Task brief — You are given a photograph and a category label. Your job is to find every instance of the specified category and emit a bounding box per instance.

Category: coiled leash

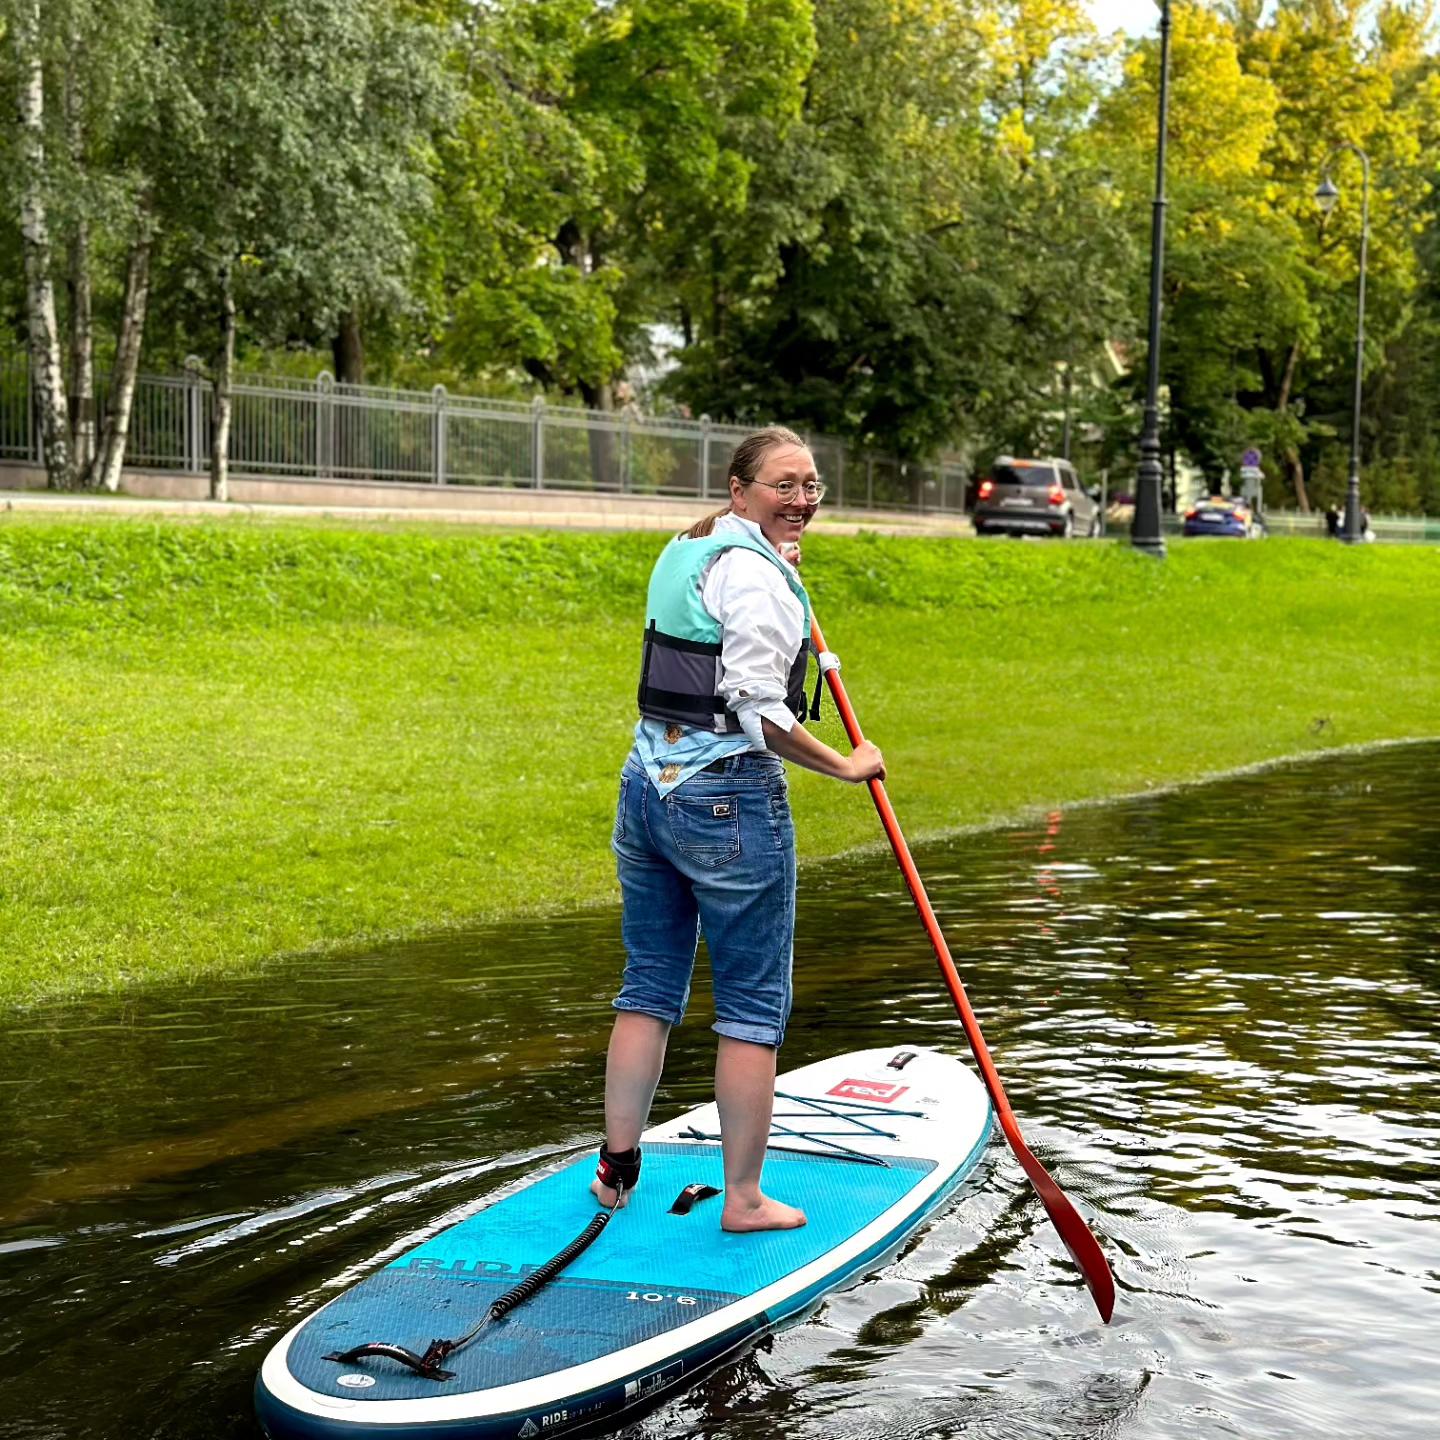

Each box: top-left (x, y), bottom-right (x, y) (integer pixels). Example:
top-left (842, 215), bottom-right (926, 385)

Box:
top-left (324, 1145), bottom-right (641, 1382)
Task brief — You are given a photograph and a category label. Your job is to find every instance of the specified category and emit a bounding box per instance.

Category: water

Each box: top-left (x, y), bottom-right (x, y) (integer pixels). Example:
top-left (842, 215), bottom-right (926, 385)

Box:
top-left (1, 743), bottom-right (1437, 1439)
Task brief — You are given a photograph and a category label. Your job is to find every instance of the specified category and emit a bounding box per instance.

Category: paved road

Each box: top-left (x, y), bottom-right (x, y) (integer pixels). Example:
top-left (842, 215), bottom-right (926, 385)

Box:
top-left (0, 483), bottom-right (979, 539)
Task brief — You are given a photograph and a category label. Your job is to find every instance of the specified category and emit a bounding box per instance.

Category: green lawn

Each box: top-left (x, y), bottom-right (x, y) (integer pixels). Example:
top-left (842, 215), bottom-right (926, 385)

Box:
top-left (3, 513), bottom-right (1436, 1004)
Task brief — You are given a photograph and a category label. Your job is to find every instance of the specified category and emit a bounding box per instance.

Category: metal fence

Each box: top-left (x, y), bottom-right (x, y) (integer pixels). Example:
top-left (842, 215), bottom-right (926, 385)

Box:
top-left (0, 353), bottom-right (31, 464)
top-left (0, 352), bottom-right (971, 514)
top-left (1257, 509), bottom-right (1440, 543)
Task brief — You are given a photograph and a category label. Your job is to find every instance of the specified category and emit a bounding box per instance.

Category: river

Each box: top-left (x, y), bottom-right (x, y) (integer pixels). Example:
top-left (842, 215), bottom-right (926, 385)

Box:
top-left (1, 742), bottom-right (1436, 1439)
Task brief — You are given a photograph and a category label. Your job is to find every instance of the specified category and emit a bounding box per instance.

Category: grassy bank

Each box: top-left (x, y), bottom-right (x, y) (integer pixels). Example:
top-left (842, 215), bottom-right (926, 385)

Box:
top-left (3, 514), bottom-right (1437, 1004)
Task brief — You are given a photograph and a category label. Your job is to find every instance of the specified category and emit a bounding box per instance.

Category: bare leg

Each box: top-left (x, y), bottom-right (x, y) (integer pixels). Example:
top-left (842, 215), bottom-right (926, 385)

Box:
top-left (591, 1011), bottom-right (670, 1208)
top-left (716, 1037), bottom-right (806, 1232)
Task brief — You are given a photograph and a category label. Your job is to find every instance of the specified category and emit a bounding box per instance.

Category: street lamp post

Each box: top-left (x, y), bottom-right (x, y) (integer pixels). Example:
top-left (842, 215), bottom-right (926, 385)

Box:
top-left (1132, 0), bottom-right (1173, 558)
top-left (1315, 144), bottom-right (1370, 544)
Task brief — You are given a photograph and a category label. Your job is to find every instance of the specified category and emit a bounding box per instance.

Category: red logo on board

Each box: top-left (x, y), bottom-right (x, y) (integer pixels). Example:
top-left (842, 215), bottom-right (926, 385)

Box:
top-left (827, 1078), bottom-right (909, 1103)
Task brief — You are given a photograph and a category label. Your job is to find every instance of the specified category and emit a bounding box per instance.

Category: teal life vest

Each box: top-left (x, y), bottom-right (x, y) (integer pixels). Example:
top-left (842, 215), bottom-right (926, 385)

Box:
top-left (637, 528), bottom-right (812, 734)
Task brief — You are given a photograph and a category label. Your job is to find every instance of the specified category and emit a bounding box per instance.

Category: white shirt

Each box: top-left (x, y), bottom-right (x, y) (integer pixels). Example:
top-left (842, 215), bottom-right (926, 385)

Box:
top-left (701, 513), bottom-right (803, 751)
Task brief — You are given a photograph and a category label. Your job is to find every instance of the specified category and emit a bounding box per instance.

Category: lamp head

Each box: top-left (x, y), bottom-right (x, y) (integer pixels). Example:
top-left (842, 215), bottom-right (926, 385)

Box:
top-left (1315, 176), bottom-right (1340, 215)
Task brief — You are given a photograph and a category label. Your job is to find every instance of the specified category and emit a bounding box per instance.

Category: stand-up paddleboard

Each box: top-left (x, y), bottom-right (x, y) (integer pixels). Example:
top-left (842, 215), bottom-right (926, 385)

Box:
top-left (256, 1045), bottom-right (993, 1439)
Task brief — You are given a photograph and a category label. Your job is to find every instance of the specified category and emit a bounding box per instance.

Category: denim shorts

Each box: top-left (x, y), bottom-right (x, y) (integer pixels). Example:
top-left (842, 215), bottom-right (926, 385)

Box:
top-left (611, 751), bottom-right (796, 1047)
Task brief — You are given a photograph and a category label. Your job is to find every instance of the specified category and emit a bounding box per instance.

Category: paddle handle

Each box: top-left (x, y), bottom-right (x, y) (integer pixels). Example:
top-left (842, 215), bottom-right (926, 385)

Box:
top-left (811, 616), bottom-right (1116, 1323)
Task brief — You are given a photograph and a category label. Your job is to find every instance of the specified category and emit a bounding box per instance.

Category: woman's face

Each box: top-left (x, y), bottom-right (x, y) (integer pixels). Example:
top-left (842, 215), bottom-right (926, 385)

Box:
top-left (730, 443), bottom-right (820, 551)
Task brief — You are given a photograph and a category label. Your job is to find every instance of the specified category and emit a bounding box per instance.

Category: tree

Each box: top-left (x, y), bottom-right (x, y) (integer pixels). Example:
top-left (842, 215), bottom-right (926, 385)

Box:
top-left (963, 1), bottom-right (1136, 461)
top-left (1095, 4), bottom-right (1301, 490)
top-left (668, 0), bottom-right (995, 456)
top-left (1363, 4), bottom-right (1440, 512)
top-left (406, 1), bottom-right (814, 487)
top-left (2, 0), bottom-right (449, 495)
top-left (1093, 1), bottom-right (1436, 511)
top-left (5, 0), bottom-right (70, 487)
top-left (667, 0), bottom-right (1135, 465)
top-left (2, 0), bottom-right (171, 491)
top-left (146, 0), bottom-right (452, 498)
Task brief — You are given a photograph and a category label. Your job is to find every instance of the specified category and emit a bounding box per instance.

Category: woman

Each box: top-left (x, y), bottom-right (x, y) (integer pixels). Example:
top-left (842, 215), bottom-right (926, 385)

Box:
top-left (592, 426), bottom-right (885, 1232)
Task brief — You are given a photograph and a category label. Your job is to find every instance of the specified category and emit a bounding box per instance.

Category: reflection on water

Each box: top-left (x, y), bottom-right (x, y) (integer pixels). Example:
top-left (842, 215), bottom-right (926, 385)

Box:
top-left (1, 743), bottom-right (1437, 1439)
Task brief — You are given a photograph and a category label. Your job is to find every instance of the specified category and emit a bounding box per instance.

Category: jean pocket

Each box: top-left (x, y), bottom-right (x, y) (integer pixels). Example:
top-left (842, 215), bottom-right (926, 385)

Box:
top-left (667, 792), bottom-right (742, 868)
top-left (612, 776), bottom-right (630, 847)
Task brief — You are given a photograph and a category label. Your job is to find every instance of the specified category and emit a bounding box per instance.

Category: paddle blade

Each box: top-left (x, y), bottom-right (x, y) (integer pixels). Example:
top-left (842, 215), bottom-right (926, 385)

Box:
top-left (1014, 1143), bottom-right (1116, 1323)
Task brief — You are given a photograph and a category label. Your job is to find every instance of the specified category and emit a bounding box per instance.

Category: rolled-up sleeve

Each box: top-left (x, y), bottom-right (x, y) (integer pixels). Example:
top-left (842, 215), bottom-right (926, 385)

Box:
top-left (701, 547), bottom-right (804, 751)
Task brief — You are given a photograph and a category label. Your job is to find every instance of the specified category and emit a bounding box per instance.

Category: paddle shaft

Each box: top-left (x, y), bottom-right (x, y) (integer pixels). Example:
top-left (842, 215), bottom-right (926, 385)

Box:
top-left (811, 617), bottom-right (1116, 1323)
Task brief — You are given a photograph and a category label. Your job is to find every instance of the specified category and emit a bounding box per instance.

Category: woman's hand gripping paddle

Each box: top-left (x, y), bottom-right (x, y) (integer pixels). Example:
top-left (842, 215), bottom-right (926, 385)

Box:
top-left (811, 617), bottom-right (1116, 1323)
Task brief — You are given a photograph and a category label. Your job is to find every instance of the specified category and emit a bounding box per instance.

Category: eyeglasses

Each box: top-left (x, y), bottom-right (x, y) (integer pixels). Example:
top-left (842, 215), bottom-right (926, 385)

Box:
top-left (751, 479), bottom-right (826, 504)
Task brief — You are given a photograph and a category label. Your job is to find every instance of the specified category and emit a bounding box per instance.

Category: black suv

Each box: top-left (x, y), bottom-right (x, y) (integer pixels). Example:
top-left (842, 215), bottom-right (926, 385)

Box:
top-left (972, 457), bottom-right (1100, 539)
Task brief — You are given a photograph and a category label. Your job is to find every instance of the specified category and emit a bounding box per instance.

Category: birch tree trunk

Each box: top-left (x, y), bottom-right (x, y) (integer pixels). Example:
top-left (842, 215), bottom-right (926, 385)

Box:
top-left (12, 0), bottom-right (73, 489)
top-left (64, 47), bottom-right (95, 480)
top-left (67, 228), bottom-right (96, 479)
top-left (94, 222), bottom-right (154, 493)
top-left (210, 263), bottom-right (236, 502)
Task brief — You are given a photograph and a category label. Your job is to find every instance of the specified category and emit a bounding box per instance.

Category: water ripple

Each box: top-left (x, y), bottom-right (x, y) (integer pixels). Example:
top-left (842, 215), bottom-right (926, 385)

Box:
top-left (0, 742), bottom-right (1437, 1439)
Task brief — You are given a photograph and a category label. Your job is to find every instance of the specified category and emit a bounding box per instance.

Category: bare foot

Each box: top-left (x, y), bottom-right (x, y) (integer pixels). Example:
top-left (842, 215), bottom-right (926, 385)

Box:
top-left (590, 1176), bottom-right (634, 1209)
top-left (720, 1195), bottom-right (806, 1232)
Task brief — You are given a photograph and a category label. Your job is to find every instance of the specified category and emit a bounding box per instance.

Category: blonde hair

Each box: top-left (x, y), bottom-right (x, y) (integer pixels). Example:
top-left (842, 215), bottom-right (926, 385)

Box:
top-left (684, 425), bottom-right (808, 539)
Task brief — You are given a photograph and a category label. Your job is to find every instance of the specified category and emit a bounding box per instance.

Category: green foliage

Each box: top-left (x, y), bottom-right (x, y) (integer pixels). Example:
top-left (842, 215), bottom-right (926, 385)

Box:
top-left (417, 0), bottom-right (814, 401)
top-left (147, 0), bottom-right (454, 356)
top-left (0, 0), bottom-right (453, 385)
top-left (0, 0), bottom-right (173, 376)
top-left (667, 0), bottom-right (1138, 460)
top-left (1094, 1), bottom-right (1439, 501)
top-left (3, 0), bottom-right (1438, 504)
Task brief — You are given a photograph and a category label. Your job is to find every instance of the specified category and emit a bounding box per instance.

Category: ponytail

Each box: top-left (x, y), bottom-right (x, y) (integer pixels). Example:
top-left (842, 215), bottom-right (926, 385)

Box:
top-left (684, 506), bottom-right (731, 540)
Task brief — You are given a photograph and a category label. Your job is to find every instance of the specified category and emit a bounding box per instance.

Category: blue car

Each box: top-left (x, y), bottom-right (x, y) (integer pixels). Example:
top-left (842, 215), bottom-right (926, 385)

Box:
top-left (1183, 498), bottom-right (1264, 538)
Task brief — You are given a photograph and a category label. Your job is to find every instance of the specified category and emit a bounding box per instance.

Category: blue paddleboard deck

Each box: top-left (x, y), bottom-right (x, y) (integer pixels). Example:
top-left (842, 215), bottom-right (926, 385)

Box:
top-left (257, 1046), bottom-right (993, 1439)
